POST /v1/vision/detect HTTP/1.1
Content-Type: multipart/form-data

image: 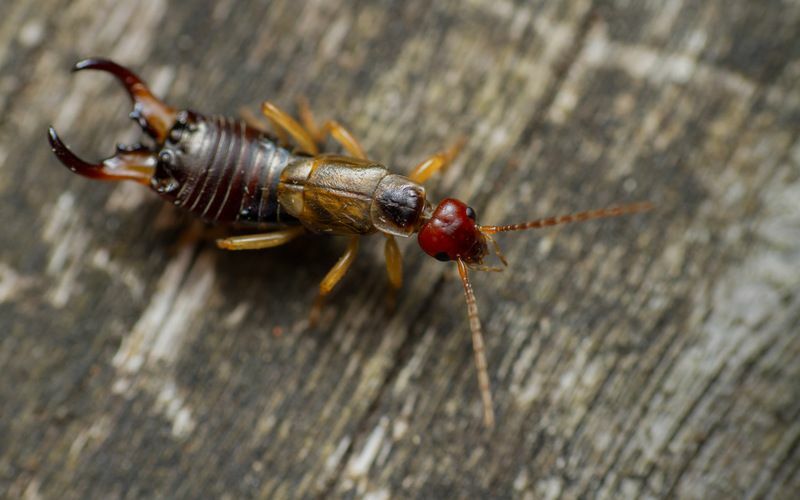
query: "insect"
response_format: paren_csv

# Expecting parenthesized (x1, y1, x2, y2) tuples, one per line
(48, 59, 652, 427)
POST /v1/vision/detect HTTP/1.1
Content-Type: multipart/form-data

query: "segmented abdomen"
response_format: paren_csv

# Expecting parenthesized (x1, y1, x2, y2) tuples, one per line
(171, 116, 296, 225)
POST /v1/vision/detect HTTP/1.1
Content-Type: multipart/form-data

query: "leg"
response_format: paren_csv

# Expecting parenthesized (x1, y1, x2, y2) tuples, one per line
(384, 235, 403, 309)
(239, 106, 290, 147)
(216, 227, 305, 251)
(318, 121, 368, 159)
(298, 97, 367, 159)
(310, 236, 360, 325)
(173, 221, 228, 251)
(261, 101, 319, 155)
(408, 138, 466, 184)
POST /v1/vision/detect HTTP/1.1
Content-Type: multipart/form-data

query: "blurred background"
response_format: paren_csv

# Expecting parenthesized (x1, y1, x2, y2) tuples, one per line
(1, 1, 798, 498)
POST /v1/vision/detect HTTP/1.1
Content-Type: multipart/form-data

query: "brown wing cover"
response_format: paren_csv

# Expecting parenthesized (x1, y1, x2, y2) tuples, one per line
(278, 155, 389, 234)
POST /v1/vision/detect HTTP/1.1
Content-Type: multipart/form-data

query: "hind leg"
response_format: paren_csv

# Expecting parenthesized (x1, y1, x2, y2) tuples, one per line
(260, 101, 320, 155)
(216, 227, 306, 250)
(298, 97, 367, 159)
(239, 106, 290, 147)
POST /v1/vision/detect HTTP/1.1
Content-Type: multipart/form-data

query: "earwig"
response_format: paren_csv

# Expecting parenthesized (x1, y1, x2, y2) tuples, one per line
(48, 59, 652, 427)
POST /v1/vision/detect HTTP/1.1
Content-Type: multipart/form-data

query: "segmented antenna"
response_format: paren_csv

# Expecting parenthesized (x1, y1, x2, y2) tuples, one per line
(480, 201, 653, 234)
(456, 259, 495, 428)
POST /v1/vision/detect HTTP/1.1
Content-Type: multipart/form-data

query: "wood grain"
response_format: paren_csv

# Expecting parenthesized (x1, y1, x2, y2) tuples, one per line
(1, 1, 798, 498)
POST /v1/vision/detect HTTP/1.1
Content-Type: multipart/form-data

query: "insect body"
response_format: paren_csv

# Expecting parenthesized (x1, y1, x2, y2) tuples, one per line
(48, 59, 651, 427)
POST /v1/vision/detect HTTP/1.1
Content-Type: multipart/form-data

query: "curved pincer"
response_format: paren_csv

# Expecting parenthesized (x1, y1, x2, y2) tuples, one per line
(47, 127, 157, 185)
(47, 58, 178, 185)
(73, 58, 178, 142)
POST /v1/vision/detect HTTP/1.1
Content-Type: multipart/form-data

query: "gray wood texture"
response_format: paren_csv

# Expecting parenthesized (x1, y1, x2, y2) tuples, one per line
(2, 0, 799, 498)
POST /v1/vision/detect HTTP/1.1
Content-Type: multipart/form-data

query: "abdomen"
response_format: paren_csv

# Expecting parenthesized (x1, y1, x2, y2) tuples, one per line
(159, 114, 298, 225)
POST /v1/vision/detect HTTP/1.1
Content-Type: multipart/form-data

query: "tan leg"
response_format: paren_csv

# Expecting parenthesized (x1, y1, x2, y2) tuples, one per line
(384, 235, 403, 290)
(240, 106, 289, 147)
(171, 222, 228, 254)
(261, 101, 319, 155)
(319, 121, 368, 159)
(216, 227, 305, 251)
(384, 235, 403, 309)
(310, 236, 360, 325)
(298, 97, 367, 159)
(408, 138, 466, 184)
(297, 97, 322, 140)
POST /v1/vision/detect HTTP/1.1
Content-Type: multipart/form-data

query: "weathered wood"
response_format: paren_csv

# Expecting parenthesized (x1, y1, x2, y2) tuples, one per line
(1, 1, 799, 498)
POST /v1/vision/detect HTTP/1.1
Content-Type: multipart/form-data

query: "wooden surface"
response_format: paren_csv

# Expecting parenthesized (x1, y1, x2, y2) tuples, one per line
(2, 1, 799, 498)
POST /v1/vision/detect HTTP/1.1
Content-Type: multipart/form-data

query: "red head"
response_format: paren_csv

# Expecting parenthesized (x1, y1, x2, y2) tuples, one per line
(416, 197, 653, 427)
(418, 198, 489, 265)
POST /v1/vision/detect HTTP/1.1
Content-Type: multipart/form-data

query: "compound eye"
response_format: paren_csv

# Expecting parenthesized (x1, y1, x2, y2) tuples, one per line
(434, 252, 451, 262)
(465, 206, 476, 220)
